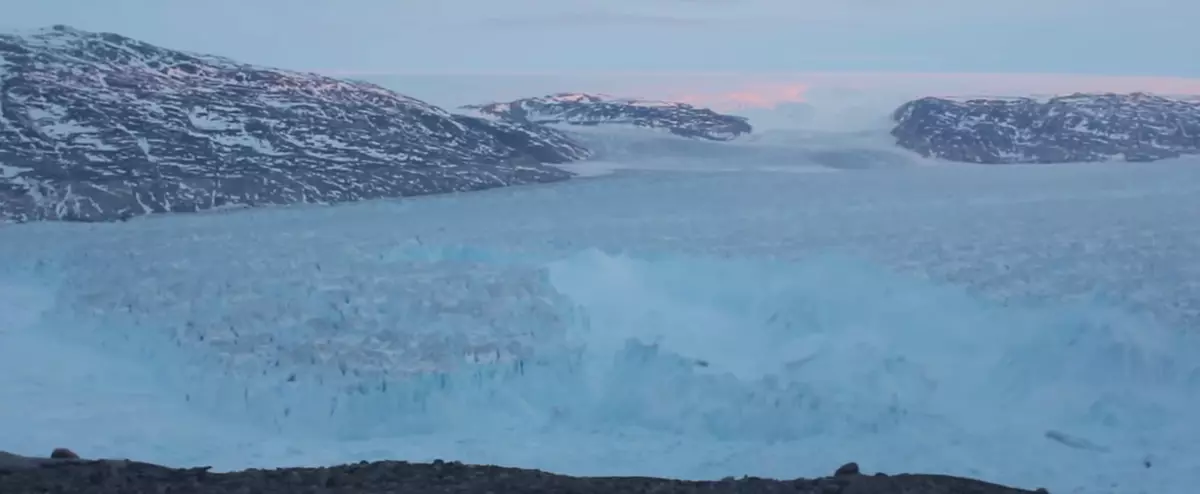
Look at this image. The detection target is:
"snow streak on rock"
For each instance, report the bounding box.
[0,25,591,223]
[465,92,753,141]
[891,93,1200,164]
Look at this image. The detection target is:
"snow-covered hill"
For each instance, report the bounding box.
[464,93,753,141]
[891,93,1200,164]
[0,25,590,223]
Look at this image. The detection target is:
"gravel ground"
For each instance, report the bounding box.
[0,451,1047,494]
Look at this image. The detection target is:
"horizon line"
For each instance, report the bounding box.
[317,69,1200,81]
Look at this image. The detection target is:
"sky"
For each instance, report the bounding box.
[3,0,1199,107]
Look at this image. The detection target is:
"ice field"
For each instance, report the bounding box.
[2,131,1200,494]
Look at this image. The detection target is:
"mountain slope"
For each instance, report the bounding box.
[891,93,1200,164]
[465,93,753,141]
[0,25,590,223]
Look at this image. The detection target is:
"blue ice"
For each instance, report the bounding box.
[2,155,1200,494]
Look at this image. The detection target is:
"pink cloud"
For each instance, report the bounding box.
[650,72,1200,110]
[338,70,1200,111]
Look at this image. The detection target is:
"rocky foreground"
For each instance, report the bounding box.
[0,451,1047,494]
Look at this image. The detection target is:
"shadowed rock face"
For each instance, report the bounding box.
[891,93,1200,164]
[0,25,591,223]
[465,93,754,141]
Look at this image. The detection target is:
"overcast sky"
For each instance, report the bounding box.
[3,0,1196,77]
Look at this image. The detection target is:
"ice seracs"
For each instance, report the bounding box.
[464,92,754,141]
[0,25,590,223]
[891,92,1200,164]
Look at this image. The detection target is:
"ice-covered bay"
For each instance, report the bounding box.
[2,154,1199,494]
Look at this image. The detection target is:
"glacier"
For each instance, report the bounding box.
[2,128,1200,494]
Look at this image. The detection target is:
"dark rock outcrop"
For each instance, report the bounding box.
[465,93,753,141]
[49,448,79,460]
[834,462,860,477]
[891,92,1200,164]
[0,452,1047,494]
[0,25,591,223]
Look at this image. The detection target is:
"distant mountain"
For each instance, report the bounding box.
[0,26,590,223]
[891,93,1200,164]
[464,93,753,141]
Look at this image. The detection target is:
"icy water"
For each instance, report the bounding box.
[2,152,1199,494]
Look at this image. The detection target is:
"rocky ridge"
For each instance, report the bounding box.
[891,92,1200,164]
[464,92,754,141]
[0,451,1047,494]
[0,25,590,223]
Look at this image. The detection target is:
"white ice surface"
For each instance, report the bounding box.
[2,149,1200,494]
[547,124,921,176]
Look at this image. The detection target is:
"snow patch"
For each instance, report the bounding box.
[187,108,242,131]
[0,164,32,178]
